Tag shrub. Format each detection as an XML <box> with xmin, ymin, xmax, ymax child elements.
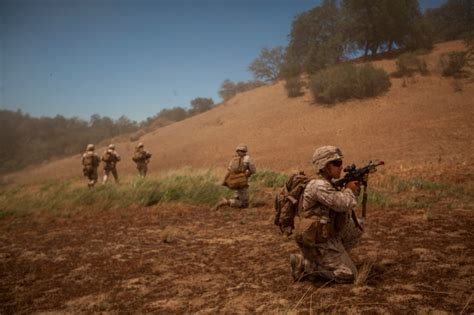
<box><xmin>439</xmin><ymin>51</ymin><xmax>467</xmax><ymax>76</ymax></box>
<box><xmin>309</xmin><ymin>63</ymin><xmax>391</xmax><ymax>104</ymax></box>
<box><xmin>284</xmin><ymin>77</ymin><xmax>304</xmax><ymax>98</ymax></box>
<box><xmin>393</xmin><ymin>52</ymin><xmax>428</xmax><ymax>77</ymax></box>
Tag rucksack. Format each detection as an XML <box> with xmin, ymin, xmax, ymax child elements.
<box><xmin>103</xmin><ymin>151</ymin><xmax>113</xmax><ymax>163</ymax></box>
<box><xmin>228</xmin><ymin>155</ymin><xmax>245</xmax><ymax>173</ymax></box>
<box><xmin>83</xmin><ymin>152</ymin><xmax>98</xmax><ymax>167</ymax></box>
<box><xmin>274</xmin><ymin>171</ymin><xmax>314</xmax><ymax>235</ymax></box>
<box><xmin>222</xmin><ymin>156</ymin><xmax>248</xmax><ymax>189</ymax></box>
<box><xmin>133</xmin><ymin>151</ymin><xmax>144</xmax><ymax>162</ymax></box>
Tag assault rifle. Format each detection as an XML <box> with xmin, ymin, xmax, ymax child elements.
<box><xmin>333</xmin><ymin>160</ymin><xmax>385</xmax><ymax>228</ymax></box>
<box><xmin>333</xmin><ymin>160</ymin><xmax>385</xmax><ymax>190</ymax></box>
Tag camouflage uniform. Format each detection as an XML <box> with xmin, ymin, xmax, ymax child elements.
<box><xmin>102</xmin><ymin>144</ymin><xmax>121</xmax><ymax>184</ymax></box>
<box><xmin>291</xmin><ymin>146</ymin><xmax>363</xmax><ymax>283</ymax></box>
<box><xmin>214</xmin><ymin>143</ymin><xmax>256</xmax><ymax>210</ymax></box>
<box><xmin>228</xmin><ymin>154</ymin><xmax>256</xmax><ymax>208</ymax></box>
<box><xmin>132</xmin><ymin>143</ymin><xmax>152</xmax><ymax>177</ymax></box>
<box><xmin>82</xmin><ymin>144</ymin><xmax>100</xmax><ymax>188</ymax></box>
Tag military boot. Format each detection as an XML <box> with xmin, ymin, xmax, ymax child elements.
<box><xmin>290</xmin><ymin>254</ymin><xmax>305</xmax><ymax>281</ymax></box>
<box><xmin>212</xmin><ymin>198</ymin><xmax>229</xmax><ymax>211</ymax></box>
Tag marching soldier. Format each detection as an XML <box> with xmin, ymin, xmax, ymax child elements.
<box><xmin>132</xmin><ymin>142</ymin><xmax>152</xmax><ymax>177</ymax></box>
<box><xmin>81</xmin><ymin>144</ymin><xmax>100</xmax><ymax>188</ymax></box>
<box><xmin>101</xmin><ymin>144</ymin><xmax>121</xmax><ymax>184</ymax></box>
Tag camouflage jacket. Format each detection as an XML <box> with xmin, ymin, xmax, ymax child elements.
<box><xmin>82</xmin><ymin>151</ymin><xmax>100</xmax><ymax>168</ymax></box>
<box><xmin>133</xmin><ymin>150</ymin><xmax>152</xmax><ymax>164</ymax></box>
<box><xmin>102</xmin><ymin>150</ymin><xmax>121</xmax><ymax>168</ymax></box>
<box><xmin>296</xmin><ymin>176</ymin><xmax>357</xmax><ymax>240</ymax></box>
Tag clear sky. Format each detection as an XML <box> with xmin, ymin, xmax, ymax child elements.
<box><xmin>0</xmin><ymin>0</ymin><xmax>446</xmax><ymax>123</ymax></box>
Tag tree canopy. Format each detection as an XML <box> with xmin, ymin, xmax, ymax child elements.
<box><xmin>248</xmin><ymin>47</ymin><xmax>286</xmax><ymax>82</ymax></box>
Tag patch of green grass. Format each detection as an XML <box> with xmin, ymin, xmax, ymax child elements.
<box><xmin>1</xmin><ymin>169</ymin><xmax>471</xmax><ymax>219</ymax></box>
<box><xmin>0</xmin><ymin>168</ymin><xmax>237</xmax><ymax>218</ymax></box>
<box><xmin>363</xmin><ymin>190</ymin><xmax>390</xmax><ymax>208</ymax></box>
<box><xmin>250</xmin><ymin>170</ymin><xmax>288</xmax><ymax>188</ymax></box>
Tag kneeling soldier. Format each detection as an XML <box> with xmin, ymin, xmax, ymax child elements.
<box><xmin>290</xmin><ymin>145</ymin><xmax>366</xmax><ymax>283</ymax></box>
<box><xmin>214</xmin><ymin>143</ymin><xmax>256</xmax><ymax>210</ymax></box>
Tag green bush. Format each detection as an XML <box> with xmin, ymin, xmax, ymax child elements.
<box><xmin>393</xmin><ymin>52</ymin><xmax>428</xmax><ymax>77</ymax></box>
<box><xmin>439</xmin><ymin>51</ymin><xmax>467</xmax><ymax>76</ymax></box>
<box><xmin>284</xmin><ymin>77</ymin><xmax>304</xmax><ymax>98</ymax></box>
<box><xmin>309</xmin><ymin>63</ymin><xmax>391</xmax><ymax>104</ymax></box>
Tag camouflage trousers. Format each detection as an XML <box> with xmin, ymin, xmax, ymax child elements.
<box><xmin>103</xmin><ymin>167</ymin><xmax>119</xmax><ymax>184</ymax></box>
<box><xmin>83</xmin><ymin>167</ymin><xmax>98</xmax><ymax>188</ymax></box>
<box><xmin>296</xmin><ymin>219</ymin><xmax>363</xmax><ymax>283</ymax></box>
<box><xmin>136</xmin><ymin>163</ymin><xmax>148</xmax><ymax>177</ymax></box>
<box><xmin>229</xmin><ymin>188</ymin><xmax>249</xmax><ymax>208</ymax></box>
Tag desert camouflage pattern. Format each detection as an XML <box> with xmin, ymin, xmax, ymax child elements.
<box><xmin>82</xmin><ymin>151</ymin><xmax>100</xmax><ymax>188</ymax></box>
<box><xmin>294</xmin><ymin>176</ymin><xmax>362</xmax><ymax>283</ymax></box>
<box><xmin>133</xmin><ymin>148</ymin><xmax>152</xmax><ymax>177</ymax></box>
<box><xmin>228</xmin><ymin>154</ymin><xmax>256</xmax><ymax>208</ymax></box>
<box><xmin>311</xmin><ymin>145</ymin><xmax>343</xmax><ymax>172</ymax></box>
<box><xmin>102</xmin><ymin>149</ymin><xmax>121</xmax><ymax>184</ymax></box>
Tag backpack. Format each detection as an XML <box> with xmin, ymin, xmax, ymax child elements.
<box><xmin>103</xmin><ymin>151</ymin><xmax>113</xmax><ymax>163</ymax></box>
<box><xmin>83</xmin><ymin>152</ymin><xmax>98</xmax><ymax>167</ymax></box>
<box><xmin>274</xmin><ymin>171</ymin><xmax>314</xmax><ymax>235</ymax></box>
<box><xmin>222</xmin><ymin>156</ymin><xmax>248</xmax><ymax>189</ymax></box>
<box><xmin>228</xmin><ymin>155</ymin><xmax>245</xmax><ymax>173</ymax></box>
<box><xmin>133</xmin><ymin>150</ymin><xmax>144</xmax><ymax>162</ymax></box>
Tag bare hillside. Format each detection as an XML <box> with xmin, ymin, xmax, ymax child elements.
<box><xmin>5</xmin><ymin>41</ymin><xmax>473</xmax><ymax>184</ymax></box>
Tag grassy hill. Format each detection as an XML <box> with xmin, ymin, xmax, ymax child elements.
<box><xmin>4</xmin><ymin>41</ymin><xmax>473</xmax><ymax>185</ymax></box>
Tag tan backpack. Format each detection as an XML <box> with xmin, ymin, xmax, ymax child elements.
<box><xmin>83</xmin><ymin>152</ymin><xmax>98</xmax><ymax>167</ymax></box>
<box><xmin>274</xmin><ymin>171</ymin><xmax>313</xmax><ymax>235</ymax></box>
<box><xmin>223</xmin><ymin>156</ymin><xmax>248</xmax><ymax>189</ymax></box>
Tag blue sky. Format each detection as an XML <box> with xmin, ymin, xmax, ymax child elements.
<box><xmin>1</xmin><ymin>0</ymin><xmax>446</xmax><ymax>122</ymax></box>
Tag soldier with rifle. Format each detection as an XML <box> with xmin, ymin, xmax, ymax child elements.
<box><xmin>290</xmin><ymin>145</ymin><xmax>383</xmax><ymax>283</ymax></box>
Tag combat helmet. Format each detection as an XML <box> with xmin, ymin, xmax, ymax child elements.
<box><xmin>235</xmin><ymin>143</ymin><xmax>248</xmax><ymax>153</ymax></box>
<box><xmin>86</xmin><ymin>144</ymin><xmax>95</xmax><ymax>151</ymax></box>
<box><xmin>312</xmin><ymin>145</ymin><xmax>343</xmax><ymax>172</ymax></box>
<box><xmin>108</xmin><ymin>144</ymin><xmax>115</xmax><ymax>150</ymax></box>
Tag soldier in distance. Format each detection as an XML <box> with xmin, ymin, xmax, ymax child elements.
<box><xmin>81</xmin><ymin>144</ymin><xmax>100</xmax><ymax>188</ymax></box>
<box><xmin>101</xmin><ymin>144</ymin><xmax>121</xmax><ymax>184</ymax></box>
<box><xmin>132</xmin><ymin>142</ymin><xmax>152</xmax><ymax>177</ymax></box>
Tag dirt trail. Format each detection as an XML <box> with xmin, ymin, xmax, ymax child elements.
<box><xmin>1</xmin><ymin>198</ymin><xmax>472</xmax><ymax>313</ymax></box>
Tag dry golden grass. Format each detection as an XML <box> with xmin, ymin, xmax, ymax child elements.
<box><xmin>354</xmin><ymin>260</ymin><xmax>375</xmax><ymax>286</ymax></box>
<box><xmin>4</xmin><ymin>40</ymin><xmax>473</xmax><ymax>185</ymax></box>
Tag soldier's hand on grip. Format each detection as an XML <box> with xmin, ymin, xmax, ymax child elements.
<box><xmin>346</xmin><ymin>180</ymin><xmax>361</xmax><ymax>196</ymax></box>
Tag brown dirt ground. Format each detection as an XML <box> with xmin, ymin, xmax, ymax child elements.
<box><xmin>0</xmin><ymin>184</ymin><xmax>472</xmax><ymax>314</ymax></box>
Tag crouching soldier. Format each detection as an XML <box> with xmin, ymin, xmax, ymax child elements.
<box><xmin>102</xmin><ymin>144</ymin><xmax>121</xmax><ymax>184</ymax></box>
<box><xmin>132</xmin><ymin>143</ymin><xmax>152</xmax><ymax>177</ymax></box>
<box><xmin>213</xmin><ymin>143</ymin><xmax>256</xmax><ymax>210</ymax></box>
<box><xmin>82</xmin><ymin>144</ymin><xmax>100</xmax><ymax>188</ymax></box>
<box><xmin>290</xmin><ymin>145</ymin><xmax>366</xmax><ymax>283</ymax></box>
